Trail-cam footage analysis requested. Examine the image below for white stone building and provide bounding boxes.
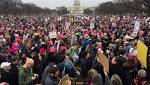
[68,0,84,15]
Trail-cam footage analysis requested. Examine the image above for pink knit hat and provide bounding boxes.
[60,46,67,51]
[0,34,4,38]
[39,48,46,55]
[11,42,19,52]
[49,46,56,53]
[48,40,53,45]
[92,30,97,36]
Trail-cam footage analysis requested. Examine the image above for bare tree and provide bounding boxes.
[0,0,52,16]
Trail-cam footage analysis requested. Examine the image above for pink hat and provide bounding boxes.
[15,37,20,42]
[0,35,4,38]
[7,46,11,52]
[83,33,88,37]
[92,30,97,36]
[59,34,64,38]
[12,42,19,52]
[14,34,19,38]
[49,46,56,53]
[48,40,53,45]
[60,46,67,51]
[139,30,144,36]
[39,48,46,55]
[80,36,83,40]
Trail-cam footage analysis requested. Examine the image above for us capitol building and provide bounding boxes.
[67,0,85,15]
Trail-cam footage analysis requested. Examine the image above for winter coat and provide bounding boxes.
[92,58,105,83]
[18,65,34,85]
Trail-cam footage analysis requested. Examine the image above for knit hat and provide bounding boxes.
[49,46,56,53]
[138,69,146,78]
[39,48,46,55]
[92,73,103,85]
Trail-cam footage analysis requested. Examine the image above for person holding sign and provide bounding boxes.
[92,51,106,83]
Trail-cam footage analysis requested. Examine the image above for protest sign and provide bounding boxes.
[132,20,140,37]
[90,22,95,29]
[65,22,70,29]
[49,32,57,38]
[137,40,148,68]
[97,51,109,73]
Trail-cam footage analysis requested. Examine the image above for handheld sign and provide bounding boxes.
[97,51,109,73]
[90,22,95,29]
[137,40,148,68]
[132,21,140,37]
[49,32,57,39]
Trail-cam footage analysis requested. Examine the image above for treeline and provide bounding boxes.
[84,0,150,16]
[0,0,66,16]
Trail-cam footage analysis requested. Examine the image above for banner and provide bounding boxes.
[132,21,140,37]
[97,51,109,73]
[137,40,148,68]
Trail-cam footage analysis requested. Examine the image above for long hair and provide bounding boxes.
[111,74,123,85]
[58,75,72,85]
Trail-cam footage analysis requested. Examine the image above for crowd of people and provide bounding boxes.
[0,15,150,85]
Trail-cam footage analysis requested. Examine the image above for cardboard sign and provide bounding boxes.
[34,33,40,36]
[137,40,148,68]
[97,51,109,73]
[49,32,57,38]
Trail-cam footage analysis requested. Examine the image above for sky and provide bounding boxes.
[21,0,112,9]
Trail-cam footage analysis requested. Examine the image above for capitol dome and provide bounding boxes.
[74,0,80,6]
[67,0,84,15]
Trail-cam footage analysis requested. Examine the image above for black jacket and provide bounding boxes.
[10,63,19,85]
[92,58,105,83]
[0,69,14,85]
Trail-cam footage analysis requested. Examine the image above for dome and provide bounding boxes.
[74,0,80,5]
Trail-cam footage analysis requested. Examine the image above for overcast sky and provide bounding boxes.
[21,0,112,9]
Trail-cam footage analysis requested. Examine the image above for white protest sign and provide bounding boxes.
[49,32,57,38]
[145,17,150,23]
[132,20,140,37]
[90,22,95,29]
